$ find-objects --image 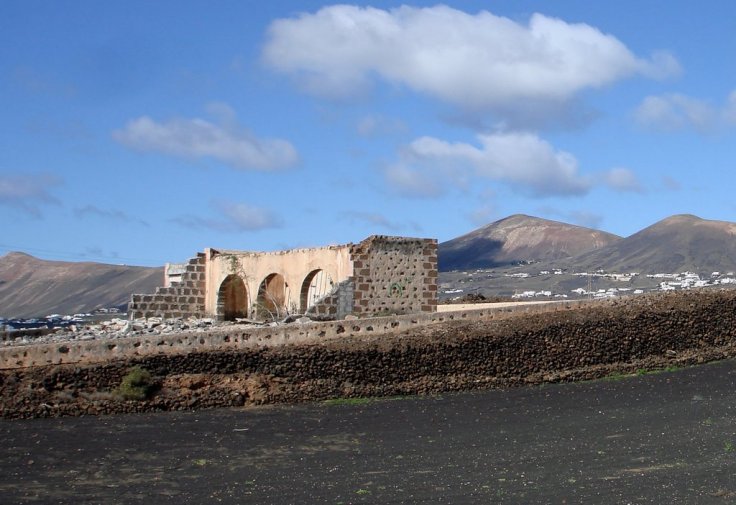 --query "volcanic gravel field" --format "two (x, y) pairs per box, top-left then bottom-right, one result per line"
(2, 359), (736, 504)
